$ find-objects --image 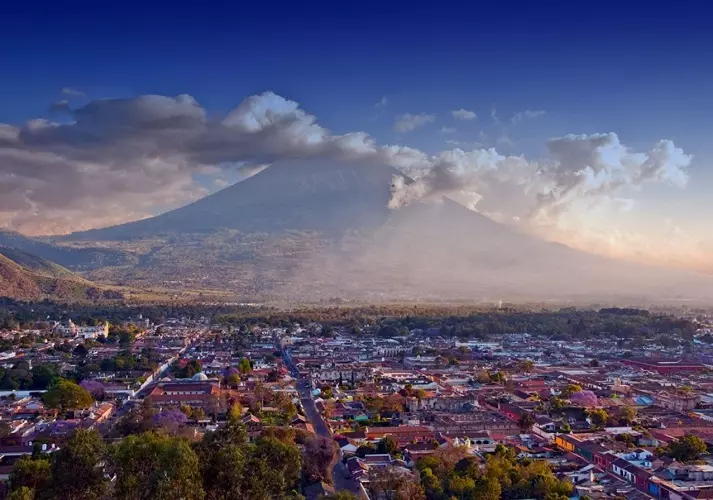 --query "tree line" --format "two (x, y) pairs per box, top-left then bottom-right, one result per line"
(7, 415), (337, 500)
